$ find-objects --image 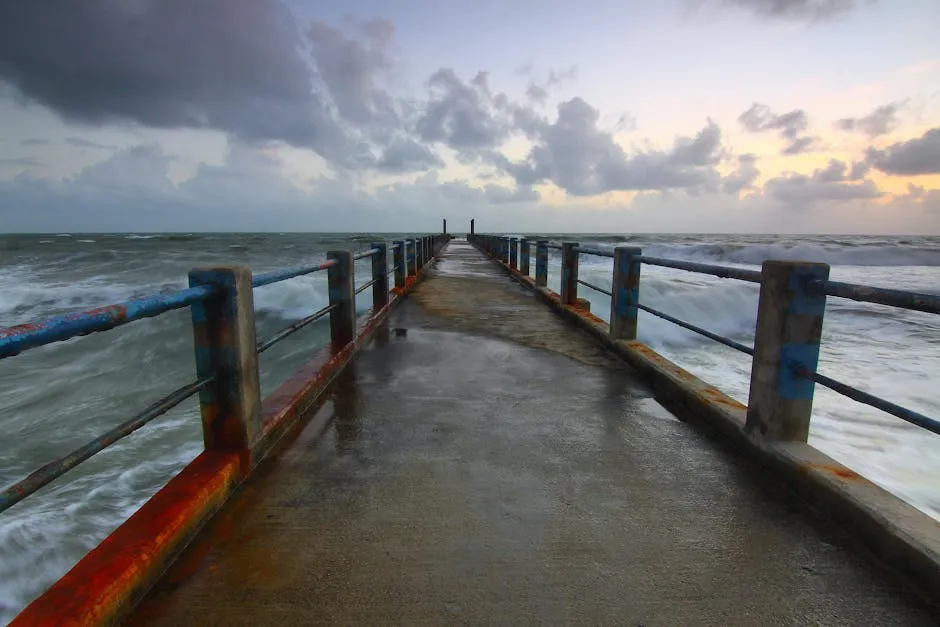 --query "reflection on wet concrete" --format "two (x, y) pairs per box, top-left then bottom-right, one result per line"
(132, 240), (935, 626)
